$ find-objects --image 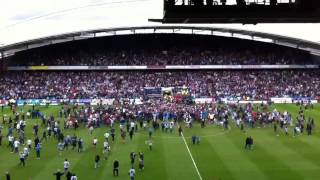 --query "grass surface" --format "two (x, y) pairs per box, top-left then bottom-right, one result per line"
(0, 104), (320, 180)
